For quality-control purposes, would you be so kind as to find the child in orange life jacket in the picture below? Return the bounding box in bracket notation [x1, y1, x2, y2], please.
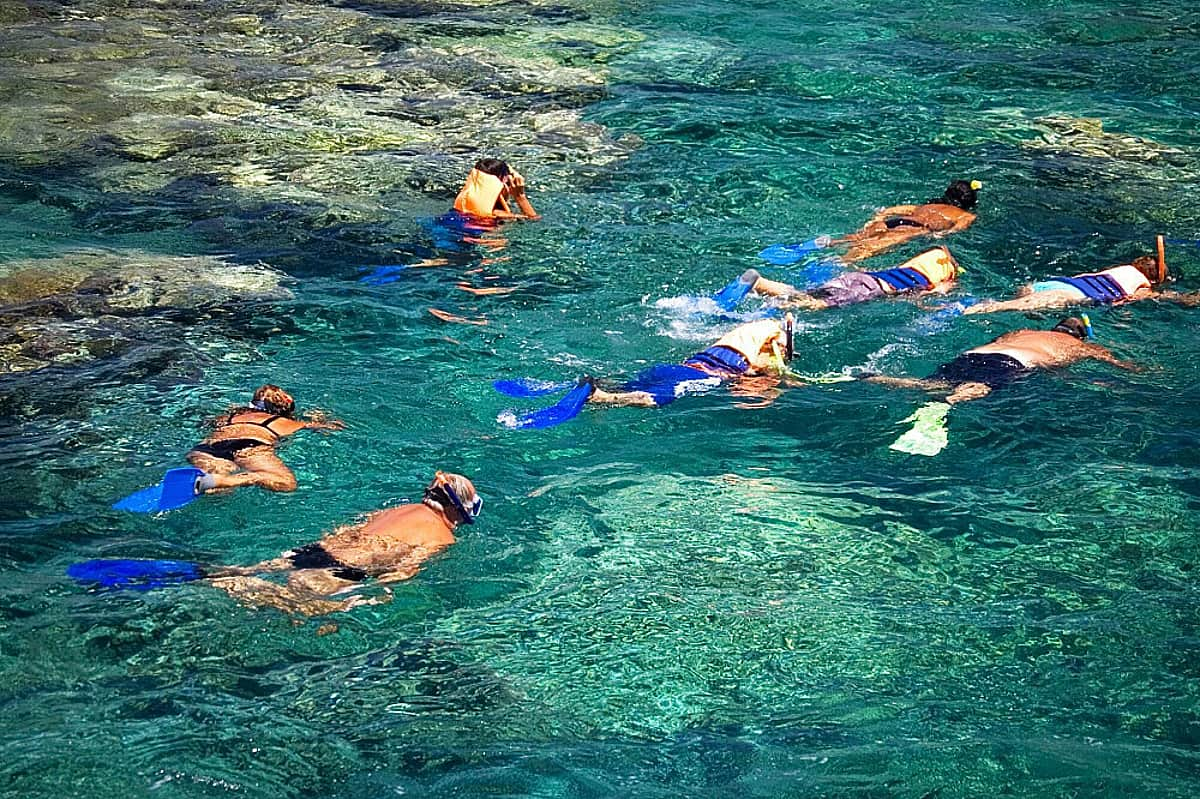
[453, 158, 540, 222]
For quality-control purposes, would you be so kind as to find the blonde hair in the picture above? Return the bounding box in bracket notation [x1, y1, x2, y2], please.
[423, 472, 479, 521]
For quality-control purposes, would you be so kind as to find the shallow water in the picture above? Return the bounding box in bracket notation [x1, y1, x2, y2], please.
[2, 0, 1200, 796]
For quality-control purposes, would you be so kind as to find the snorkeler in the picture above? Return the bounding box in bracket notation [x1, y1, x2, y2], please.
[453, 158, 540, 223]
[865, 317, 1138, 404]
[359, 157, 539, 288]
[963, 236, 1193, 314]
[71, 472, 481, 616]
[762, 180, 980, 265]
[589, 317, 795, 407]
[719, 246, 961, 311]
[498, 317, 797, 428]
[186, 384, 345, 493]
[208, 471, 480, 614]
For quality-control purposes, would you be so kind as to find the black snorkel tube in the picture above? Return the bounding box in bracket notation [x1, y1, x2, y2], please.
[783, 312, 795, 362]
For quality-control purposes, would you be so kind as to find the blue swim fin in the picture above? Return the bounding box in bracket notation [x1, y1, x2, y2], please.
[912, 296, 980, 336]
[796, 257, 843, 287]
[711, 273, 758, 311]
[358, 264, 408, 286]
[492, 378, 575, 398]
[67, 558, 206, 591]
[113, 467, 206, 514]
[758, 235, 833, 266]
[499, 381, 594, 430]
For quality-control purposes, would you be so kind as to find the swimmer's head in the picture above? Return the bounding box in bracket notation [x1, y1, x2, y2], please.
[934, 179, 981, 211]
[1132, 236, 1168, 285]
[251, 385, 296, 417]
[424, 471, 482, 525]
[756, 320, 791, 371]
[473, 158, 512, 180]
[1051, 317, 1089, 341]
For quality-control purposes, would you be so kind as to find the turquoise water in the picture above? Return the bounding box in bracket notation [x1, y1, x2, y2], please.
[3, 0, 1200, 796]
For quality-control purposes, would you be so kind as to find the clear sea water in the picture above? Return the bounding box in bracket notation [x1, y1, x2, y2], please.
[2, 0, 1200, 796]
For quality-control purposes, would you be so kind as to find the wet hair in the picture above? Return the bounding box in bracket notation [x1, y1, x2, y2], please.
[474, 159, 511, 179]
[423, 472, 479, 522]
[929, 180, 979, 211]
[1051, 317, 1088, 340]
[1131, 255, 1165, 285]
[252, 384, 296, 417]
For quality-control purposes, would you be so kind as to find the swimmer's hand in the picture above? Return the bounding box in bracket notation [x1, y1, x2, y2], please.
[341, 587, 393, 610]
[303, 414, 347, 432]
[504, 170, 527, 194]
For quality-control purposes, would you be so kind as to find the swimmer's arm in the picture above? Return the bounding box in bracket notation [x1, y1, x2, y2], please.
[1153, 290, 1200, 307]
[730, 375, 783, 408]
[295, 411, 347, 432]
[1081, 343, 1141, 371]
[941, 211, 976, 235]
[869, 204, 918, 221]
[302, 419, 347, 432]
[946, 381, 991, 404]
[373, 565, 421, 584]
[498, 171, 541, 221]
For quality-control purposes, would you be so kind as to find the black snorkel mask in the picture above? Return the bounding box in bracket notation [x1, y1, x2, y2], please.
[435, 471, 482, 524]
[1051, 318, 1089, 341]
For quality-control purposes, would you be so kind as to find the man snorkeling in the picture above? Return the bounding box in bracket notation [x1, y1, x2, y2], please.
[964, 236, 1193, 314]
[452, 158, 540, 223]
[864, 316, 1138, 404]
[186, 384, 345, 493]
[72, 472, 482, 616]
[718, 246, 961, 311]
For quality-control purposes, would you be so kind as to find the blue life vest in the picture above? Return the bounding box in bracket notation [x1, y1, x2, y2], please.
[683, 345, 751, 376]
[866, 266, 933, 293]
[1045, 274, 1126, 303]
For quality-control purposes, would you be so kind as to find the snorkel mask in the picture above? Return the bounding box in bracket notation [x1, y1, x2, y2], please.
[1051, 317, 1089, 341]
[435, 471, 482, 525]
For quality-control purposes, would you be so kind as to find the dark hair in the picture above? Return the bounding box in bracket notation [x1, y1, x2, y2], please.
[929, 180, 979, 211]
[474, 159, 511, 179]
[1051, 317, 1088, 340]
[1131, 255, 1165, 285]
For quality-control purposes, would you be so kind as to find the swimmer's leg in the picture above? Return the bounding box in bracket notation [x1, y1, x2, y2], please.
[200, 446, 299, 493]
[741, 270, 827, 310]
[588, 387, 659, 407]
[186, 450, 237, 476]
[208, 575, 386, 616]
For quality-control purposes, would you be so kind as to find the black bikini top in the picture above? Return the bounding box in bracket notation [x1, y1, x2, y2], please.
[220, 412, 284, 440]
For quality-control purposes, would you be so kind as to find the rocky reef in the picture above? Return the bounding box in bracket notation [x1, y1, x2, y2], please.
[0, 0, 642, 246]
[0, 250, 290, 374]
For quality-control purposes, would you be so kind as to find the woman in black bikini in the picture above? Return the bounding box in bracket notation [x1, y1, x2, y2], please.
[187, 385, 345, 493]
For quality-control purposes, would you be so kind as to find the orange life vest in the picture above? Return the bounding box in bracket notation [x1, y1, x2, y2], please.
[453, 169, 511, 218]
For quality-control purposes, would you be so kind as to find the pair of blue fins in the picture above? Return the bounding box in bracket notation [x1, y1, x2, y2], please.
[71, 469, 214, 591]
